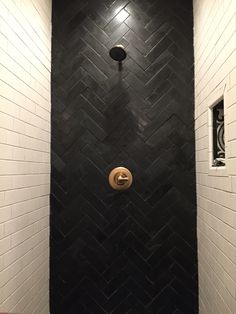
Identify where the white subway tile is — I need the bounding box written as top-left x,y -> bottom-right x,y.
194,0 -> 236,311
0,0 -> 51,311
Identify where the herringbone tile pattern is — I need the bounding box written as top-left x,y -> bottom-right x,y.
51,0 -> 197,313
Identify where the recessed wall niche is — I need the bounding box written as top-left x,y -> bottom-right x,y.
212,99 -> 225,167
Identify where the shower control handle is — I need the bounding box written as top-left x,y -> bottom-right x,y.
116,173 -> 129,185
109,167 -> 133,190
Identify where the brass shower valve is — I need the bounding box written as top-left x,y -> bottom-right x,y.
108,167 -> 133,190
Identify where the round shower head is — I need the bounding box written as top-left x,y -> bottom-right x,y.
109,45 -> 127,62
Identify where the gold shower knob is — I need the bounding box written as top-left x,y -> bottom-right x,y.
108,167 -> 133,191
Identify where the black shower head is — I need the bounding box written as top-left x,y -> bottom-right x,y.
109,45 -> 127,62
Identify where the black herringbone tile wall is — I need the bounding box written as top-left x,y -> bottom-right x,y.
51,0 -> 198,313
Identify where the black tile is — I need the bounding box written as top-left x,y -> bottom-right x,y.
51,0 -> 197,313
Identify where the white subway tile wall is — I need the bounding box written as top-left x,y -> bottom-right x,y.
0,0 -> 51,313
194,0 -> 236,313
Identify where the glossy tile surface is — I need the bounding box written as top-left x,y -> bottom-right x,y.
51,0 -> 197,313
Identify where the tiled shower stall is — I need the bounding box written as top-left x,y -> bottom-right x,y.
0,0 -> 236,313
